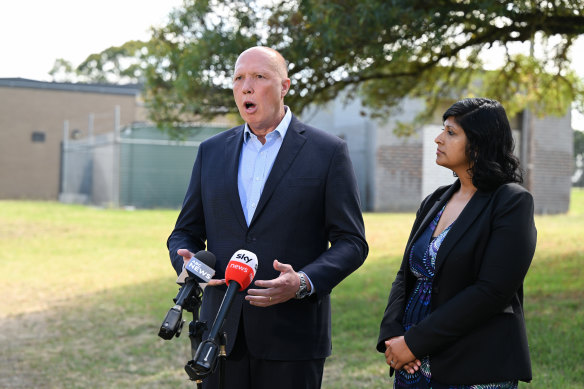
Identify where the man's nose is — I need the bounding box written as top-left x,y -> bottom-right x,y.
242,79 -> 254,94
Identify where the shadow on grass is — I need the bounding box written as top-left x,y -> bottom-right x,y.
0,277 -> 196,389
1,256 -> 582,389
0,260 -> 396,389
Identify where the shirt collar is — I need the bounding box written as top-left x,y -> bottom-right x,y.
243,106 -> 292,143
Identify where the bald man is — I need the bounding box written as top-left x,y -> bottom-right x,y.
168,46 -> 368,389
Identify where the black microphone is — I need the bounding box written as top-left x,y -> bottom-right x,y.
158,250 -> 216,340
174,251 -> 216,306
186,249 -> 258,377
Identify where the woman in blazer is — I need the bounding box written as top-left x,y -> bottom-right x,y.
377,98 -> 537,388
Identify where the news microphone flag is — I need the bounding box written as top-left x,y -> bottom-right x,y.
176,250 -> 216,284
225,249 -> 258,290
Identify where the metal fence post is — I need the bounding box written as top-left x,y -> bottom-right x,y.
61,120 -> 70,195
113,105 -> 121,207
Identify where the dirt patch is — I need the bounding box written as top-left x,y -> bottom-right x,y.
0,311 -> 52,388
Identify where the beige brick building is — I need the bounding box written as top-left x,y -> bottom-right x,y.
0,78 -> 145,200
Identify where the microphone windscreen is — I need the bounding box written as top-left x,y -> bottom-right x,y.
225,250 -> 258,291
194,250 -> 216,268
183,250 -> 217,284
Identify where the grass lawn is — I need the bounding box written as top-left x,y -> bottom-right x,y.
1,189 -> 583,388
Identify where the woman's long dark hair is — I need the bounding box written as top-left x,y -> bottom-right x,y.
442,98 -> 523,192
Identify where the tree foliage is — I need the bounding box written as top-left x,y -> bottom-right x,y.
51,41 -> 150,84
49,58 -> 75,82
68,0 -> 584,134
76,40 -> 151,84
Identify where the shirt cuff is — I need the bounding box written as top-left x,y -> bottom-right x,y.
299,271 -> 315,296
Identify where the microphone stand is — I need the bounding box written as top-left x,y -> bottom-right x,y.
187,310 -> 206,389
186,283 -> 239,387
184,329 -> 228,388
218,332 -> 227,389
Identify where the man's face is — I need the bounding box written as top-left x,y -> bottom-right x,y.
232,48 -> 290,134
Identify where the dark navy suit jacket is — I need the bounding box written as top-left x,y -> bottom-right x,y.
168,115 -> 368,359
377,180 -> 536,384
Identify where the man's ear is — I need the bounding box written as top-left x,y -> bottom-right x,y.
281,78 -> 291,98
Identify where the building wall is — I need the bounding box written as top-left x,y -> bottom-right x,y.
529,112 -> 573,214
0,83 -> 143,200
375,141 -> 423,211
373,99 -> 426,211
306,96 -> 572,214
303,98 -> 375,211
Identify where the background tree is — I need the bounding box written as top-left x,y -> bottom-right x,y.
69,0 -> 584,134
49,58 -> 75,83
75,40 -> 151,84
51,41 -> 150,84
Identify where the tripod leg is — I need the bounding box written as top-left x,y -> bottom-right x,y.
218,332 -> 227,389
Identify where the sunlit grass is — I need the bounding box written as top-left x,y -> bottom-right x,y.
0,201 -> 178,316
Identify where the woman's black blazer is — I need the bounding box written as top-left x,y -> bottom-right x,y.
377,180 -> 537,384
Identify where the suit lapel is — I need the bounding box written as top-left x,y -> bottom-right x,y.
224,126 -> 248,230
249,116 -> 307,227
434,189 -> 492,274
404,182 -> 459,258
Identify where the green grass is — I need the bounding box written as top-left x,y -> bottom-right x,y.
1,189 -> 583,388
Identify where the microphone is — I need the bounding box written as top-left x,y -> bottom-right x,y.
187,249 -> 258,378
176,250 -> 215,285
158,250 -> 216,340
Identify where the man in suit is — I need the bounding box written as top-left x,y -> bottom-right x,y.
167,46 -> 368,389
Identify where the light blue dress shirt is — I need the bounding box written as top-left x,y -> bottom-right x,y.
238,107 -> 292,225
237,107 -> 314,295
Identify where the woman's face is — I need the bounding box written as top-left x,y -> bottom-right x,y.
434,116 -> 470,173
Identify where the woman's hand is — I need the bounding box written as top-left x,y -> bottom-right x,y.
384,336 -> 417,371
401,359 -> 422,374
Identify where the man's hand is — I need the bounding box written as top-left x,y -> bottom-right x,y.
245,260 -> 305,307
176,249 -> 225,287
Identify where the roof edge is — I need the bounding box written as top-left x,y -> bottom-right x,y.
0,77 -> 142,96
